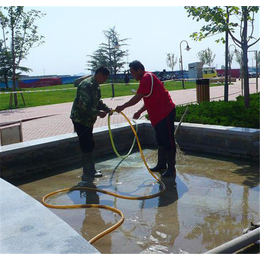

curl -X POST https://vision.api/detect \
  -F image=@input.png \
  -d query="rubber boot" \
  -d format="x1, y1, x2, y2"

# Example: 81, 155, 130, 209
162, 149, 176, 181
150, 146, 167, 172
82, 152, 102, 180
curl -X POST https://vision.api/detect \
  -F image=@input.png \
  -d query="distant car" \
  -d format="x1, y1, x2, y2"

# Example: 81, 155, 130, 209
248, 68, 257, 78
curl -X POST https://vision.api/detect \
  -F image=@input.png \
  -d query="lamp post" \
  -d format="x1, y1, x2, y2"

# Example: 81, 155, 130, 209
248, 50, 258, 93
179, 40, 191, 89
228, 44, 237, 83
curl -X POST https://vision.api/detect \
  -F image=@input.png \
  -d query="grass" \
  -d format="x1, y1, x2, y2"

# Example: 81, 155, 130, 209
0, 80, 222, 111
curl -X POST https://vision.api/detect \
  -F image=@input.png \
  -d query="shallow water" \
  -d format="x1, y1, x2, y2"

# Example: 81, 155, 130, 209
15, 149, 259, 254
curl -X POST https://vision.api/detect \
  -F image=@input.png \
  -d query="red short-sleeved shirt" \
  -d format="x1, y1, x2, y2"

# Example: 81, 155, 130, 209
137, 72, 175, 126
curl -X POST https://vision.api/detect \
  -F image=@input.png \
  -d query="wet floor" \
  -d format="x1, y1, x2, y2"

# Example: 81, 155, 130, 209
14, 149, 259, 254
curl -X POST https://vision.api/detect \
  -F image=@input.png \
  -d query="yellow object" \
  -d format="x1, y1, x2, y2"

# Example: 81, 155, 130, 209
203, 67, 217, 79
108, 111, 137, 159
42, 111, 166, 245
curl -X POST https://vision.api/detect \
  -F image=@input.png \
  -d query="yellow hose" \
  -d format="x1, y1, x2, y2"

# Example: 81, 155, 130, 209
42, 111, 166, 245
108, 111, 137, 159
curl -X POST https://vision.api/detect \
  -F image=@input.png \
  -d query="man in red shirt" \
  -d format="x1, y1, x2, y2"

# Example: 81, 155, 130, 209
115, 60, 176, 182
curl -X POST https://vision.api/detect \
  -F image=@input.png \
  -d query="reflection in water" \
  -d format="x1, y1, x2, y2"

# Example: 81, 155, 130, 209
67, 180, 113, 252
149, 179, 180, 253
185, 212, 243, 250
183, 183, 257, 251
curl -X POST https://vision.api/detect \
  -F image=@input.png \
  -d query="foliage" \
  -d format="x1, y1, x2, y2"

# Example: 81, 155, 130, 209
0, 7, 45, 74
86, 26, 129, 82
0, 6, 45, 106
176, 93, 259, 129
185, 6, 260, 108
166, 53, 178, 71
185, 6, 259, 44
197, 48, 216, 67
87, 48, 108, 73
0, 45, 32, 88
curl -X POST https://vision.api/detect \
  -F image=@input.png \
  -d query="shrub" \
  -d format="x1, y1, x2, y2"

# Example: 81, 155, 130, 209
176, 93, 259, 129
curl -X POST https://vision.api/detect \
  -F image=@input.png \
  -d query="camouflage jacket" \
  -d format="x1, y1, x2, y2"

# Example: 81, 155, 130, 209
70, 76, 109, 127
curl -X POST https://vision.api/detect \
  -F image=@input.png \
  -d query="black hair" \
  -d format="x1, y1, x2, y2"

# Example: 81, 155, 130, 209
95, 66, 110, 76
129, 60, 145, 71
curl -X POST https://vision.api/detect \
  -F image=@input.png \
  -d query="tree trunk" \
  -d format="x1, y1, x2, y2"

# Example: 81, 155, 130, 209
11, 24, 18, 107
224, 7, 229, 102
242, 7, 250, 108
113, 67, 117, 83
243, 46, 250, 108
4, 73, 9, 89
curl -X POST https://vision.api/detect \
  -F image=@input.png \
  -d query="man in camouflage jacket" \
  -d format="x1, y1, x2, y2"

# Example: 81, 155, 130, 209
70, 67, 112, 180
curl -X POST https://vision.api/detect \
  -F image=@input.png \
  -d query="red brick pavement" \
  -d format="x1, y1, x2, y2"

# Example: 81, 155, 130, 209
0, 79, 258, 142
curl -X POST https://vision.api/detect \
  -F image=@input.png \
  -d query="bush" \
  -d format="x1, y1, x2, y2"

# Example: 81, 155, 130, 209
176, 93, 259, 129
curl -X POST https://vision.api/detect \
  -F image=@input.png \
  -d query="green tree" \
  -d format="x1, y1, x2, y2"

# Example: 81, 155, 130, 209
0, 43, 32, 89
166, 53, 178, 71
0, 44, 12, 88
185, 6, 260, 108
235, 50, 243, 66
87, 48, 108, 73
197, 48, 216, 67
0, 6, 45, 107
87, 26, 129, 82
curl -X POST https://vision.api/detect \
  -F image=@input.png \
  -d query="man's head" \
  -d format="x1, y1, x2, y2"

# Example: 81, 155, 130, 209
95, 66, 110, 84
129, 60, 145, 81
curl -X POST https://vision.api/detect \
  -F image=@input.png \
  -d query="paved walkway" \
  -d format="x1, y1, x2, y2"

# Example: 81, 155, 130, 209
0, 79, 258, 142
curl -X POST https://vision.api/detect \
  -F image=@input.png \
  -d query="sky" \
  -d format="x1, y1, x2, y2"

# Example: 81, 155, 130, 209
2, 1, 260, 76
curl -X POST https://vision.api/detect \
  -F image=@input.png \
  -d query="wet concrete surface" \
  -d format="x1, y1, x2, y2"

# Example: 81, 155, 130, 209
13, 149, 259, 254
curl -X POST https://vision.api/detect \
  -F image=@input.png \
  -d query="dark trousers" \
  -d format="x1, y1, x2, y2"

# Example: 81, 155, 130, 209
72, 121, 95, 153
154, 108, 176, 152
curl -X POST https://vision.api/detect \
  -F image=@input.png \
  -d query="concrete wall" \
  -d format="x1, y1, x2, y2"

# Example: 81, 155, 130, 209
0, 123, 143, 181
175, 123, 259, 159
0, 121, 259, 182
139, 122, 259, 160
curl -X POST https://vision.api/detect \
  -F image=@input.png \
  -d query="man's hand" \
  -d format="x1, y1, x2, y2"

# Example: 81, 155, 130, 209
107, 108, 113, 116
115, 105, 125, 113
98, 111, 107, 118
115, 94, 143, 113
133, 111, 141, 120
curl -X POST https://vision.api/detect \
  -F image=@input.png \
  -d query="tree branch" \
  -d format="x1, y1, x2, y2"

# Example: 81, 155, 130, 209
247, 12, 255, 43
248, 37, 260, 48
228, 30, 242, 46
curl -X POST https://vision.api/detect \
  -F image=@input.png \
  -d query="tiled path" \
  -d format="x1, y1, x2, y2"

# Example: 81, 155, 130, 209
0, 79, 258, 142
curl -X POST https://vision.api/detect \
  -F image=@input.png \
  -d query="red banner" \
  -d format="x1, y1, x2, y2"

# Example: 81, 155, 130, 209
18, 78, 62, 88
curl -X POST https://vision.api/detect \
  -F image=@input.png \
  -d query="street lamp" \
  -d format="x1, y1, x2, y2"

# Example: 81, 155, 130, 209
179, 40, 191, 89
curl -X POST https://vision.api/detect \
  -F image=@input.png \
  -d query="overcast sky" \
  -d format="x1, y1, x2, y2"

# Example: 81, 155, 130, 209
3, 1, 260, 76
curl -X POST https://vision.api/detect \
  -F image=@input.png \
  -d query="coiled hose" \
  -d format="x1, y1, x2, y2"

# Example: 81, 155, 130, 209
42, 111, 166, 244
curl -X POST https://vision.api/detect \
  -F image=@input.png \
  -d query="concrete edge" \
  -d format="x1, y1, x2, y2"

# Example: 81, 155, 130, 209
0, 178, 100, 254
1, 121, 258, 154
0, 120, 147, 155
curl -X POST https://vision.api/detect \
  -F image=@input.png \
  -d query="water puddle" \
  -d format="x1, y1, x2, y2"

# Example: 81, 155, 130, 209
15, 149, 259, 254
